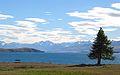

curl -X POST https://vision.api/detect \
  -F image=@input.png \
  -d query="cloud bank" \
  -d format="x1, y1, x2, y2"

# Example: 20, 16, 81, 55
67, 3, 120, 35
0, 3, 120, 43
0, 14, 80, 43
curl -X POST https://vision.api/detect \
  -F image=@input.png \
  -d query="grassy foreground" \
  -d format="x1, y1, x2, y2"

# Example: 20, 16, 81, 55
0, 63, 120, 75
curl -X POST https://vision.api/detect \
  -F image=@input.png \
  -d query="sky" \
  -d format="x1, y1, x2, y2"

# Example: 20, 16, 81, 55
0, 0, 120, 44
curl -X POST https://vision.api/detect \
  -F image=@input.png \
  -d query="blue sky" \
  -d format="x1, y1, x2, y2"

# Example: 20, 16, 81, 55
0, 0, 120, 43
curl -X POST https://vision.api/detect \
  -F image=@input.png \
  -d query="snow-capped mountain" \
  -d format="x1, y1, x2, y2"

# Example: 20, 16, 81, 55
0, 41, 120, 53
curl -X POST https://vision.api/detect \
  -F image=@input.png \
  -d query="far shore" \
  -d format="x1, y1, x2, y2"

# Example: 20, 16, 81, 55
0, 62, 120, 67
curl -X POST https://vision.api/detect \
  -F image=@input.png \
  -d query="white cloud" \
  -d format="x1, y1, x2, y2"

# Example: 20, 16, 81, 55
57, 18, 63, 21
104, 28, 117, 32
16, 17, 47, 28
67, 7, 120, 20
0, 13, 82, 43
67, 3, 120, 35
0, 14, 14, 20
68, 21, 99, 35
41, 22, 50, 24
44, 12, 52, 15
0, 24, 81, 43
44, 12, 52, 13
15, 21, 36, 28
25, 18, 47, 23
112, 3, 120, 9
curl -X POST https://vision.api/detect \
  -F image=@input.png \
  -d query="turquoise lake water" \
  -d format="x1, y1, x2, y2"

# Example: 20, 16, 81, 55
0, 52, 120, 64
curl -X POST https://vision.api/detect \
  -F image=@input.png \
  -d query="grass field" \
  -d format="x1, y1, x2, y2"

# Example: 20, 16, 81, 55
0, 63, 120, 75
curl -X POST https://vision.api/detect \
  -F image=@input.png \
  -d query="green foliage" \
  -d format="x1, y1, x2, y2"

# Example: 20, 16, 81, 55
88, 27, 114, 65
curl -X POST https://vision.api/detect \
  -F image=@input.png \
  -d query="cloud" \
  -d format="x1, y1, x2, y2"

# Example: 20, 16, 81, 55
41, 22, 50, 24
2, 2, 120, 44
0, 18, 82, 43
104, 28, 117, 32
67, 3, 120, 35
36, 28, 81, 43
44, 12, 52, 14
112, 37, 120, 41
16, 17, 48, 28
57, 18, 63, 21
0, 14, 14, 20
15, 21, 36, 28
68, 22, 98, 35
112, 3, 120, 9
0, 17, 46, 43
25, 18, 47, 23
44, 12, 52, 15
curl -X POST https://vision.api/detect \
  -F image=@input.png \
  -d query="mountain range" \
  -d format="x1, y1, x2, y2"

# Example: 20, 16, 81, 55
0, 41, 120, 53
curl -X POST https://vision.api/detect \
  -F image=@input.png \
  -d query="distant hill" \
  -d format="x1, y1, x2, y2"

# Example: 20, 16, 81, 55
0, 48, 44, 52
0, 41, 120, 53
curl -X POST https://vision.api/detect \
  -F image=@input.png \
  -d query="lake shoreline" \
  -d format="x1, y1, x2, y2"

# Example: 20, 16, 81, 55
0, 62, 120, 67
0, 62, 120, 75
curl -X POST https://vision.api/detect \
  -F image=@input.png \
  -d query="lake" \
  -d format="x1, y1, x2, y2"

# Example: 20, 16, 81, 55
0, 52, 120, 64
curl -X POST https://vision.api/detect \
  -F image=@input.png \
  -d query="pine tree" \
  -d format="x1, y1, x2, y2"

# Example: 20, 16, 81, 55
88, 27, 114, 65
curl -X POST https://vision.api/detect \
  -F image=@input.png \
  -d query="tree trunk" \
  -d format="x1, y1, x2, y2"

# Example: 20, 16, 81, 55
97, 58, 101, 65
97, 50, 102, 65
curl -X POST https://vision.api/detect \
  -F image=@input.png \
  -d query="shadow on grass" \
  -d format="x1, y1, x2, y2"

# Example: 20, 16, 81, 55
68, 64, 105, 67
